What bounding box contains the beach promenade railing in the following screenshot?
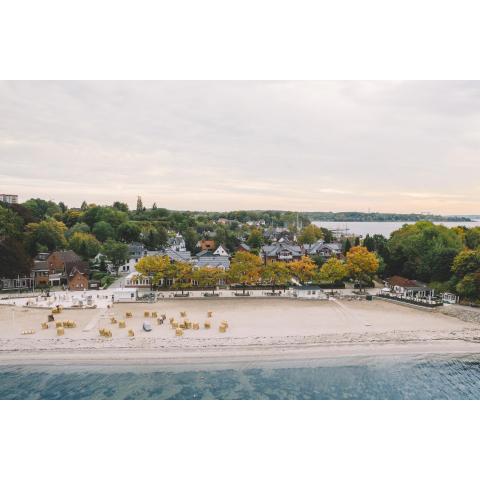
[375,293,443,308]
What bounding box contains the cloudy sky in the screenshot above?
[1,81,479,214]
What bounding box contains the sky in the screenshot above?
[1,80,479,214]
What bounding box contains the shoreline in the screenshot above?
[1,338,480,368]
[2,298,480,368]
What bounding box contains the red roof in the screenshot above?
[386,276,419,288]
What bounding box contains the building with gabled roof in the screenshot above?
[261,242,303,264]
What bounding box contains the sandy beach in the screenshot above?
[1,297,480,364]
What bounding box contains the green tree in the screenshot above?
[136,196,144,212]
[456,273,480,300]
[112,201,129,212]
[363,234,375,252]
[298,224,323,244]
[0,205,23,238]
[66,222,90,239]
[68,232,101,260]
[451,249,480,278]
[23,198,61,221]
[343,238,352,254]
[25,219,67,255]
[0,237,32,278]
[183,227,199,252]
[246,228,264,249]
[387,222,463,282]
[117,222,141,243]
[92,221,115,242]
[102,240,129,273]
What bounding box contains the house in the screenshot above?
[237,243,251,253]
[67,266,89,290]
[194,249,230,270]
[304,240,343,259]
[112,288,138,302]
[128,242,148,260]
[45,250,90,289]
[161,248,192,263]
[261,242,303,263]
[168,233,187,252]
[31,257,50,287]
[213,245,229,257]
[292,285,328,299]
[384,276,435,299]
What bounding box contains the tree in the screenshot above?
[102,240,129,273]
[25,219,67,255]
[68,232,101,260]
[92,221,115,242]
[354,237,360,246]
[456,273,480,300]
[346,246,379,291]
[142,225,168,250]
[136,196,144,212]
[465,228,480,250]
[80,201,88,211]
[66,222,90,239]
[319,258,348,287]
[193,266,225,292]
[23,198,61,221]
[387,222,463,282]
[452,249,480,278]
[261,262,290,292]
[343,238,352,254]
[0,205,23,238]
[0,237,32,278]
[288,256,317,284]
[170,262,194,293]
[135,255,171,286]
[112,201,129,212]
[227,251,263,292]
[117,222,141,243]
[363,234,375,252]
[183,227,199,252]
[298,224,323,244]
[246,228,264,249]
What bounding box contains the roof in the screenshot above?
[305,240,342,254]
[65,261,89,276]
[162,248,192,263]
[261,243,302,257]
[239,243,251,251]
[50,250,82,264]
[195,256,230,269]
[386,276,427,288]
[196,249,213,258]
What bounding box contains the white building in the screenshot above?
[111,288,138,302]
[0,193,18,204]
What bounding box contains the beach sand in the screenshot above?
[1,298,480,364]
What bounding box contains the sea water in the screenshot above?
[2,355,480,399]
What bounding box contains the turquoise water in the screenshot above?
[2,355,480,399]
